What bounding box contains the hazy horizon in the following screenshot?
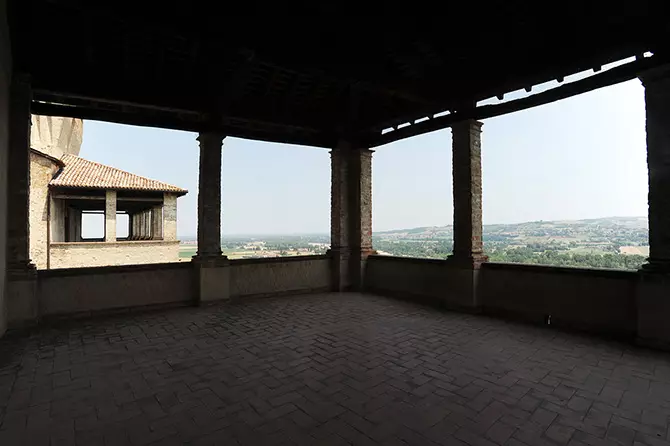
[174,215,647,238]
[79,78,648,239]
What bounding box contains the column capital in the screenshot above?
[452,119,483,130]
[196,132,227,145]
[331,140,374,155]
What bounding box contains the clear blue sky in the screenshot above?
[80,78,648,237]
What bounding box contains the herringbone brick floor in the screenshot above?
[1,293,670,445]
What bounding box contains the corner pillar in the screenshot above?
[329,141,374,291]
[6,74,37,326]
[636,69,670,348]
[192,132,229,304]
[445,120,487,310]
[104,190,116,242]
[162,193,177,241]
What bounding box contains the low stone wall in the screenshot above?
[37,262,192,317]
[480,262,637,338]
[366,255,447,301]
[49,240,181,269]
[365,255,478,310]
[365,255,638,338]
[29,255,330,319]
[230,255,330,299]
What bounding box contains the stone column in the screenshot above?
[144,210,150,239]
[192,132,229,304]
[641,69,670,272]
[330,140,374,291]
[5,74,38,325]
[195,133,225,258]
[442,120,487,311]
[636,69,670,348]
[151,205,163,240]
[130,213,137,240]
[104,190,116,242]
[449,120,488,267]
[163,193,177,241]
[6,75,33,270]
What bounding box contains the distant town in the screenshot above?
[179,216,649,270]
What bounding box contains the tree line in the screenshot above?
[373,239,645,270]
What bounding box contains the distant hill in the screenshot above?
[375,216,648,237]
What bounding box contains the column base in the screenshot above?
[446,253,489,270]
[6,262,38,328]
[328,248,376,292]
[192,255,230,305]
[636,271,670,350]
[443,254,488,311]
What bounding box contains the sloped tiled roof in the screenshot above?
[50,154,187,195]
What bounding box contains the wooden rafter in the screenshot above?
[368,55,666,148]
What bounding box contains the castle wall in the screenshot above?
[30,115,83,158]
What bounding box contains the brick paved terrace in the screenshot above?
[2,293,670,446]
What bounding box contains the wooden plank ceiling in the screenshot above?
[10,1,670,148]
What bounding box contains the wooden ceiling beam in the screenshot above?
[368,55,667,148]
[31,101,333,149]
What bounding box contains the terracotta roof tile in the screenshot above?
[50,154,187,195]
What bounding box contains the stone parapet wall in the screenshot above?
[38,262,191,316]
[480,262,637,337]
[50,240,180,269]
[230,255,330,299]
[365,256,640,338]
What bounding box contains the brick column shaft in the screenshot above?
[450,119,488,267]
[6,74,33,269]
[641,69,670,271]
[195,132,225,259]
[330,141,374,291]
[105,190,116,242]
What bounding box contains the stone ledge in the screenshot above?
[367,254,446,265]
[50,240,180,247]
[231,255,328,266]
[482,261,639,278]
[38,261,191,278]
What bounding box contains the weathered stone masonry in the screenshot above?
[193,132,230,304]
[450,119,488,267]
[105,190,116,242]
[330,141,374,291]
[195,132,225,259]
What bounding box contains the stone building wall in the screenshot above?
[30,115,83,159]
[50,240,180,269]
[29,152,59,269]
[0,0,10,336]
